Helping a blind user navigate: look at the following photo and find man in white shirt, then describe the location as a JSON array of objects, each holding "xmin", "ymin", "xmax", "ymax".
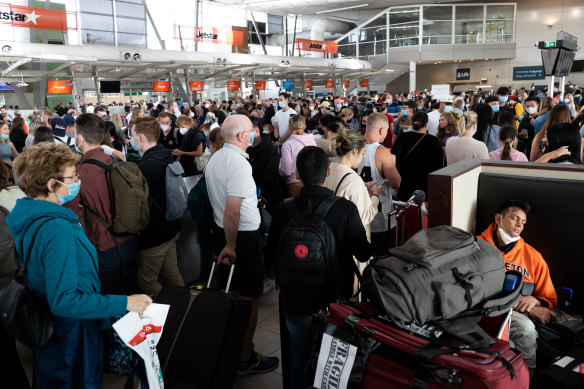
[
  {"xmin": 273, "ymin": 92, "xmax": 296, "ymax": 146},
  {"xmin": 427, "ymin": 95, "xmax": 452, "ymax": 136},
  {"xmin": 206, "ymin": 114, "xmax": 280, "ymax": 375}
]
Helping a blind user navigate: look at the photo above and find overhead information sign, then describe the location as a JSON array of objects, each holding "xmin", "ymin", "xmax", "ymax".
[
  {"xmin": 513, "ymin": 66, "xmax": 545, "ymax": 80},
  {"xmin": 456, "ymin": 68, "xmax": 471, "ymax": 81},
  {"xmin": 0, "ymin": 3, "xmax": 72, "ymax": 31},
  {"xmin": 189, "ymin": 81, "xmax": 204, "ymax": 91}
]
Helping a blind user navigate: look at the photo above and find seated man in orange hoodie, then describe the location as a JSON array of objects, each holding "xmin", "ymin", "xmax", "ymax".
[{"xmin": 478, "ymin": 200, "xmax": 557, "ymax": 372}]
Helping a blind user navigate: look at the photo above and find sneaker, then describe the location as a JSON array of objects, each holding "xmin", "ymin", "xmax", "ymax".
[
  {"xmin": 237, "ymin": 351, "xmax": 279, "ymax": 375},
  {"xmin": 261, "ymin": 278, "xmax": 276, "ymax": 295}
]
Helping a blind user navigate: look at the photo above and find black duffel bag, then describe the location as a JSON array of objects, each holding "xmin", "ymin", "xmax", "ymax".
[{"xmin": 0, "ymin": 218, "xmax": 54, "ymax": 348}]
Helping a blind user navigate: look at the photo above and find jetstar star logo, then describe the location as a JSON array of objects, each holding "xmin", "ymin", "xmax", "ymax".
[
  {"xmin": 0, "ymin": 4, "xmax": 70, "ymax": 31},
  {"xmin": 0, "ymin": 10, "xmax": 39, "ymax": 24}
]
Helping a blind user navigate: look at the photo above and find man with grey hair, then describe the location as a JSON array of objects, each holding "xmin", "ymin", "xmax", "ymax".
[{"xmin": 205, "ymin": 115, "xmax": 279, "ymax": 375}]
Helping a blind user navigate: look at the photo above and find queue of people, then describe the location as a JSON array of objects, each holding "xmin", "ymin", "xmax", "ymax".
[{"xmin": 0, "ymin": 83, "xmax": 583, "ymax": 388}]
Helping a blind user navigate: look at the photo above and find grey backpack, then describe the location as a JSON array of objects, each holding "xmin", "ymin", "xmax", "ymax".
[
  {"xmin": 362, "ymin": 225, "xmax": 523, "ymax": 344},
  {"xmin": 153, "ymin": 161, "xmax": 189, "ymax": 221}
]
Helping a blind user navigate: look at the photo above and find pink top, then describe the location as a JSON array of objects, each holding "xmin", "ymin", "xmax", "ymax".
[
  {"xmin": 279, "ymin": 133, "xmax": 316, "ymax": 184},
  {"xmin": 488, "ymin": 148, "xmax": 529, "ymax": 162}
]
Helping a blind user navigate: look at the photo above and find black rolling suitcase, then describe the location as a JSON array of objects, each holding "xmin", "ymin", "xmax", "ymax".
[{"xmin": 156, "ymin": 261, "xmax": 251, "ymax": 389}]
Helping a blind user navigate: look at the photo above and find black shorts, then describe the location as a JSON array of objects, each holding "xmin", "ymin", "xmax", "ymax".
[{"xmin": 212, "ymin": 226, "xmax": 265, "ymax": 297}]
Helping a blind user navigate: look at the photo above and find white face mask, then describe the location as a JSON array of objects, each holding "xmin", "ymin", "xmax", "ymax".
[
  {"xmin": 205, "ymin": 103, "xmax": 210, "ymax": 109},
  {"xmin": 498, "ymin": 227, "xmax": 521, "ymax": 245},
  {"xmin": 309, "ymin": 105, "xmax": 314, "ymax": 111},
  {"xmin": 564, "ymin": 99, "xmax": 570, "ymax": 103},
  {"xmin": 189, "ymin": 112, "xmax": 195, "ymax": 118},
  {"xmin": 160, "ymin": 124, "xmax": 170, "ymax": 132},
  {"xmin": 179, "ymin": 127, "xmax": 188, "ymax": 135},
  {"xmin": 526, "ymin": 107, "xmax": 538, "ymax": 115}
]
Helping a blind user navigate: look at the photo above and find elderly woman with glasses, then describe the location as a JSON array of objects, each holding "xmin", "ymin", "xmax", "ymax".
[{"xmin": 6, "ymin": 142, "xmax": 152, "ymax": 389}]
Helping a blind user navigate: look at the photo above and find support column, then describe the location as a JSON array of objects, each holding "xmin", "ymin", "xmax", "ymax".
[
  {"xmin": 409, "ymin": 61, "xmax": 416, "ymax": 94},
  {"xmin": 559, "ymin": 76, "xmax": 565, "ymax": 100},
  {"xmin": 549, "ymin": 75, "xmax": 555, "ymax": 98}
]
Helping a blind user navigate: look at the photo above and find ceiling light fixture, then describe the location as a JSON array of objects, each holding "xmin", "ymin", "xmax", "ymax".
[{"xmin": 316, "ymin": 4, "xmax": 368, "ymax": 14}]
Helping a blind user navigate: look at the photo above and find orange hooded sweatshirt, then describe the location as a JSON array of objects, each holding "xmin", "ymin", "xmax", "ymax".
[{"xmin": 478, "ymin": 223, "xmax": 557, "ymax": 309}]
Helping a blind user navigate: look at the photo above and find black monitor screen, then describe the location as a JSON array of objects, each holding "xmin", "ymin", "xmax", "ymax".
[{"xmin": 100, "ymin": 81, "xmax": 121, "ymax": 93}]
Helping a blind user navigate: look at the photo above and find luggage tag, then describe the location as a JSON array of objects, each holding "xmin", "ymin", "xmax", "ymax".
[
  {"xmin": 554, "ymin": 356, "xmax": 584, "ymax": 374},
  {"xmin": 313, "ymin": 324, "xmax": 359, "ymax": 389}
]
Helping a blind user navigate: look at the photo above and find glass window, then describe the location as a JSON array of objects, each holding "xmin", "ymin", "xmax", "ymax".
[
  {"xmin": 389, "ymin": 8, "xmax": 420, "ymax": 48},
  {"xmin": 79, "ymin": 0, "xmax": 113, "ymax": 15},
  {"xmin": 267, "ymin": 14, "xmax": 283, "ymax": 34},
  {"xmin": 486, "ymin": 5, "xmax": 514, "ymax": 43},
  {"xmin": 117, "ymin": 17, "xmax": 146, "ymax": 34},
  {"xmin": 361, "ymin": 15, "xmax": 386, "ymax": 30},
  {"xmin": 423, "ymin": 21, "xmax": 452, "ymax": 44},
  {"xmin": 423, "ymin": 6, "xmax": 452, "ymax": 21},
  {"xmin": 82, "ymin": 29, "xmax": 115, "ymax": 45},
  {"xmin": 118, "ymin": 32, "xmax": 146, "ymax": 47},
  {"xmin": 455, "ymin": 5, "xmax": 483, "ymax": 44},
  {"xmin": 115, "ymin": 2, "xmax": 144, "ymax": 17},
  {"xmin": 81, "ymin": 13, "xmax": 114, "ymax": 32}
]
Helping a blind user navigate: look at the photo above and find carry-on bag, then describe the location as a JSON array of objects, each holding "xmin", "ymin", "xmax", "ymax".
[
  {"xmin": 156, "ymin": 260, "xmax": 251, "ymax": 389},
  {"xmin": 312, "ymin": 302, "xmax": 529, "ymax": 389}
]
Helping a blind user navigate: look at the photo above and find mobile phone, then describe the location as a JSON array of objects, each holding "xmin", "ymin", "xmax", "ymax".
[
  {"xmin": 502, "ymin": 273, "xmax": 519, "ymax": 295},
  {"xmin": 376, "ymin": 179, "xmax": 387, "ymax": 187}
]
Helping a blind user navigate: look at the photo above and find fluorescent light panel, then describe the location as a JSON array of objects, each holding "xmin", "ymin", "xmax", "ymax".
[{"xmin": 316, "ymin": 4, "xmax": 368, "ymax": 14}]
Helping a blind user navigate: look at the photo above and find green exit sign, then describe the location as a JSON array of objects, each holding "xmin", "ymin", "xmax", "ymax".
[{"xmin": 545, "ymin": 41, "xmax": 556, "ymax": 48}]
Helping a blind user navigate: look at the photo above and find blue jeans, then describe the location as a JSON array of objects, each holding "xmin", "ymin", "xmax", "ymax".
[{"xmin": 285, "ymin": 312, "xmax": 313, "ymax": 389}]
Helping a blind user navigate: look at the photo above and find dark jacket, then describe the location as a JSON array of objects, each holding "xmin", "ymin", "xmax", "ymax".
[
  {"xmin": 267, "ymin": 185, "xmax": 372, "ymax": 314},
  {"xmin": 137, "ymin": 144, "xmax": 181, "ymax": 249},
  {"xmin": 247, "ymin": 134, "xmax": 282, "ymax": 213}
]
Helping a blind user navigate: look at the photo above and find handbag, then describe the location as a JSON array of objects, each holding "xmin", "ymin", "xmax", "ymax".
[{"xmin": 0, "ymin": 218, "xmax": 55, "ymax": 348}]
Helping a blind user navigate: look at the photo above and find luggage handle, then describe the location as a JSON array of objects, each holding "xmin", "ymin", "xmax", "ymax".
[{"xmin": 208, "ymin": 257, "xmax": 236, "ymax": 293}]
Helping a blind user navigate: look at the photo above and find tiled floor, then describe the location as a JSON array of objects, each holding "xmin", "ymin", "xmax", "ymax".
[{"xmin": 18, "ymin": 287, "xmax": 283, "ymax": 389}]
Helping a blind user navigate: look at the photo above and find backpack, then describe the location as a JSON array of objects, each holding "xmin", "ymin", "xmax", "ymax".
[
  {"xmin": 0, "ymin": 206, "xmax": 17, "ymax": 276},
  {"xmin": 195, "ymin": 145, "xmax": 212, "ymax": 172},
  {"xmin": 158, "ymin": 161, "xmax": 188, "ymax": 221},
  {"xmin": 82, "ymin": 158, "xmax": 150, "ymax": 235},
  {"xmin": 362, "ymin": 225, "xmax": 523, "ymax": 344},
  {"xmin": 54, "ymin": 136, "xmax": 79, "ymax": 155},
  {"xmin": 275, "ymin": 197, "xmax": 342, "ymax": 311},
  {"xmin": 187, "ymin": 173, "xmax": 213, "ymax": 227}
]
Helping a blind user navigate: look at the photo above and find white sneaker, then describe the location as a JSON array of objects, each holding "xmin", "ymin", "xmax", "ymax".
[{"xmin": 261, "ymin": 278, "xmax": 276, "ymax": 295}]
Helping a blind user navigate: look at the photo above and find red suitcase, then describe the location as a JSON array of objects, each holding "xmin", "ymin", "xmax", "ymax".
[{"xmin": 320, "ymin": 302, "xmax": 529, "ymax": 389}]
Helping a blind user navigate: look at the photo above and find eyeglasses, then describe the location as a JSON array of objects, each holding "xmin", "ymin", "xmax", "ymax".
[{"xmin": 57, "ymin": 173, "xmax": 79, "ymax": 182}]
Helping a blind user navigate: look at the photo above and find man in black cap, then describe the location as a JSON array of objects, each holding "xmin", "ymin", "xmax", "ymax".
[{"xmin": 51, "ymin": 117, "xmax": 76, "ymax": 150}]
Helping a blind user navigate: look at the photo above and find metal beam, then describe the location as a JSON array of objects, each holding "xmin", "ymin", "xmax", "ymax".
[
  {"xmin": 1, "ymin": 58, "xmax": 32, "ymax": 77},
  {"xmin": 116, "ymin": 62, "xmax": 175, "ymax": 79},
  {"xmin": 29, "ymin": 62, "xmax": 85, "ymax": 82},
  {"xmin": 152, "ymin": 64, "xmax": 192, "ymax": 77},
  {"xmin": 250, "ymin": 11, "xmax": 267, "ymax": 55},
  {"xmin": 141, "ymin": 0, "xmax": 165, "ymax": 49}
]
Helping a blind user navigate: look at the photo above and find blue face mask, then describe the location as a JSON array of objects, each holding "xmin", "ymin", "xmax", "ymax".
[
  {"xmin": 473, "ymin": 129, "xmax": 477, "ymax": 136},
  {"xmin": 518, "ymin": 116, "xmax": 524, "ymax": 122},
  {"xmin": 517, "ymin": 97, "xmax": 522, "ymax": 102},
  {"xmin": 278, "ymin": 101, "xmax": 285, "ymax": 108},
  {"xmin": 491, "ymin": 104, "xmax": 500, "ymax": 113},
  {"xmin": 56, "ymin": 180, "xmax": 81, "ymax": 205},
  {"xmin": 336, "ymin": 104, "xmax": 342, "ymax": 110},
  {"xmin": 443, "ymin": 106, "xmax": 453, "ymax": 113},
  {"xmin": 386, "ymin": 99, "xmax": 391, "ymax": 104},
  {"xmin": 403, "ymin": 129, "xmax": 412, "ymax": 133},
  {"xmin": 499, "ymin": 96, "xmax": 508, "ymax": 103},
  {"xmin": 0, "ymin": 134, "xmax": 8, "ymax": 140},
  {"xmin": 401, "ymin": 110, "xmax": 408, "ymax": 116},
  {"xmin": 130, "ymin": 137, "xmax": 140, "ymax": 152},
  {"xmin": 247, "ymin": 131, "xmax": 256, "ymax": 146}
]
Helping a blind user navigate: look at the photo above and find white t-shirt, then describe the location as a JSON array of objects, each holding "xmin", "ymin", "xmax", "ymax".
[
  {"xmin": 427, "ymin": 110, "xmax": 441, "ymax": 136},
  {"xmin": 274, "ymin": 108, "xmax": 297, "ymax": 139},
  {"xmin": 205, "ymin": 143, "xmax": 261, "ymax": 231}
]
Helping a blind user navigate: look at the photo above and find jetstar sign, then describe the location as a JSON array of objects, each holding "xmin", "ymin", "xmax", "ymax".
[
  {"xmin": 0, "ymin": 4, "xmax": 70, "ymax": 31},
  {"xmin": 296, "ymin": 38, "xmax": 338, "ymax": 54}
]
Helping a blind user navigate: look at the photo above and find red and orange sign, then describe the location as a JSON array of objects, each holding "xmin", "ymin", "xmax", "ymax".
[
  {"xmin": 153, "ymin": 81, "xmax": 170, "ymax": 92},
  {"xmin": 304, "ymin": 80, "xmax": 313, "ymax": 89},
  {"xmin": 0, "ymin": 3, "xmax": 73, "ymax": 31},
  {"xmin": 295, "ymin": 38, "xmax": 338, "ymax": 54},
  {"xmin": 325, "ymin": 80, "xmax": 334, "ymax": 88},
  {"xmin": 360, "ymin": 80, "xmax": 368, "ymax": 88},
  {"xmin": 189, "ymin": 81, "xmax": 204, "ymax": 91},
  {"xmin": 227, "ymin": 80, "xmax": 240, "ymax": 91},
  {"xmin": 343, "ymin": 80, "xmax": 351, "ymax": 88},
  {"xmin": 255, "ymin": 81, "xmax": 266, "ymax": 91},
  {"xmin": 47, "ymin": 80, "xmax": 71, "ymax": 95},
  {"xmin": 194, "ymin": 27, "xmax": 244, "ymax": 46}
]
